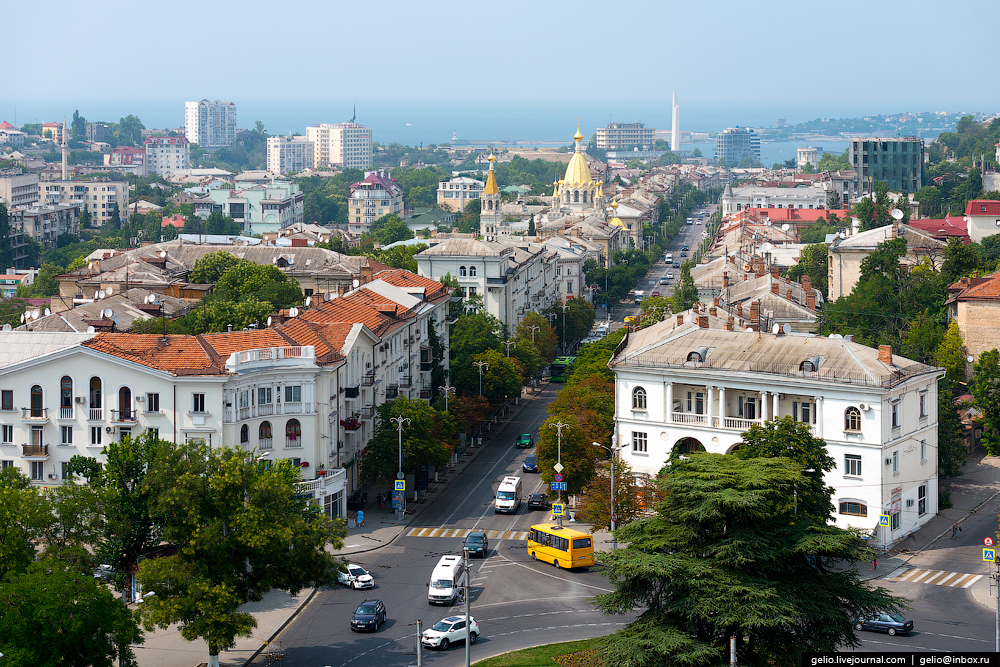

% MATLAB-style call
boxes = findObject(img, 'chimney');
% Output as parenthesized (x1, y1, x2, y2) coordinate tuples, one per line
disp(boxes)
(806, 292, 816, 310)
(785, 276, 791, 285)
(698, 315, 708, 329)
(709, 306, 717, 316)
(714, 296, 721, 307)
(786, 289, 793, 301)
(750, 300, 760, 322)
(770, 267, 779, 278)
(725, 319, 734, 331)
(676, 314, 684, 326)
(723, 271, 729, 288)
(755, 269, 765, 279)
(360, 263, 373, 285)
(802, 274, 812, 291)
(878, 345, 893, 365)
(771, 282, 779, 295)
(890, 223, 898, 240)
(693, 302, 700, 313)
(736, 302, 744, 317)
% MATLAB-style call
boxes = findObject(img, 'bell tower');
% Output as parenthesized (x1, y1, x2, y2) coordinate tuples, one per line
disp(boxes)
(480, 152, 501, 240)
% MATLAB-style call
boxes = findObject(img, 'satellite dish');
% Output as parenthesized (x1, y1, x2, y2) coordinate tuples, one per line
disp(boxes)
(782, 223, 790, 231)
(19, 314, 24, 323)
(782, 323, 791, 335)
(44, 308, 50, 317)
(94, 291, 99, 300)
(159, 250, 167, 258)
(104, 309, 114, 318)
(31, 310, 39, 320)
(266, 316, 272, 327)
(968, 355, 975, 363)
(99, 290, 106, 299)
(86, 326, 96, 334)
(765, 220, 771, 226)
(324, 292, 332, 301)
(106, 286, 114, 295)
(762, 243, 773, 251)
(289, 307, 299, 317)
(1, 324, 9, 331)
(352, 279, 360, 288)
(111, 316, 120, 326)
(772, 323, 780, 335)
(305, 296, 311, 307)
(891, 208, 904, 220)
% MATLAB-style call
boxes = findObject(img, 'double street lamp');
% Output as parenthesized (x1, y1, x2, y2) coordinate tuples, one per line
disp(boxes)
(438, 382, 455, 411)
(592, 440, 622, 550)
(473, 360, 489, 397)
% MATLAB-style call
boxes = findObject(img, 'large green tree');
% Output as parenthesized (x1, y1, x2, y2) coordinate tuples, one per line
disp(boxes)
(0, 467, 53, 581)
(577, 456, 641, 532)
(536, 414, 599, 496)
(514, 311, 557, 363)
(594, 453, 903, 667)
(971, 349, 1000, 455)
(370, 213, 413, 246)
(786, 243, 829, 297)
(671, 262, 700, 312)
(137, 442, 345, 667)
(189, 250, 246, 284)
(359, 396, 453, 485)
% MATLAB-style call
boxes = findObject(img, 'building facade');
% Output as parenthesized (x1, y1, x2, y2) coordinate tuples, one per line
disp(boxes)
(184, 100, 237, 148)
(348, 170, 404, 236)
(144, 136, 190, 176)
(436, 176, 484, 213)
(715, 127, 760, 167)
(39, 180, 128, 227)
(720, 183, 830, 217)
(266, 136, 315, 175)
(596, 121, 655, 150)
(10, 204, 80, 247)
(86, 123, 111, 143)
(611, 319, 944, 545)
(192, 180, 304, 235)
(849, 137, 923, 197)
(306, 123, 373, 170)
(0, 168, 40, 207)
(105, 147, 147, 176)
(961, 199, 1000, 243)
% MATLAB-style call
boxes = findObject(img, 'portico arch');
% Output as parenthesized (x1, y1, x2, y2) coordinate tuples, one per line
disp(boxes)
(673, 437, 705, 456)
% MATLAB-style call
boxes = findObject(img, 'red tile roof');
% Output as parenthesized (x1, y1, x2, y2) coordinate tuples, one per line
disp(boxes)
(908, 216, 969, 243)
(200, 330, 287, 358)
(0, 121, 14, 130)
(947, 272, 1000, 302)
(374, 269, 451, 301)
(84, 334, 226, 375)
(965, 200, 1000, 217)
(161, 214, 187, 229)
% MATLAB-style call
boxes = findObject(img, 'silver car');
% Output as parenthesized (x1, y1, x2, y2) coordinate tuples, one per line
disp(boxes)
(421, 615, 480, 650)
(338, 563, 375, 589)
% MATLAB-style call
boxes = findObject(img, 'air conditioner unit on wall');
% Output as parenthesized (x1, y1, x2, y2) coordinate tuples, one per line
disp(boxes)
(106, 426, 117, 434)
(906, 499, 914, 507)
(48, 473, 58, 480)
(75, 396, 86, 404)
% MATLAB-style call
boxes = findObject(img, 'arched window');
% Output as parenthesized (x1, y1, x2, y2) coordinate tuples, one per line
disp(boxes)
(839, 500, 867, 516)
(459, 266, 467, 277)
(800, 360, 816, 372)
(240, 424, 249, 443)
(574, 191, 580, 203)
(118, 386, 132, 421)
(60, 376, 73, 412)
(285, 418, 301, 446)
(259, 421, 273, 449)
(632, 386, 647, 410)
(687, 351, 703, 363)
(845, 407, 862, 431)
(469, 266, 477, 277)
(89, 377, 102, 420)
(30, 385, 43, 417)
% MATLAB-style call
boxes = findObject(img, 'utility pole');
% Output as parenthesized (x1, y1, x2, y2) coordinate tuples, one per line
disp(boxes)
(464, 547, 472, 667)
(560, 303, 570, 351)
(549, 421, 570, 526)
(390, 416, 410, 520)
(416, 619, 423, 667)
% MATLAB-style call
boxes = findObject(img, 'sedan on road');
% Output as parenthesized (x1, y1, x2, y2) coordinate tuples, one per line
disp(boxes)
(856, 613, 913, 636)
(522, 456, 539, 473)
(515, 433, 534, 449)
(421, 615, 480, 650)
(528, 492, 550, 510)
(351, 599, 387, 632)
(337, 563, 375, 589)
(464, 530, 489, 558)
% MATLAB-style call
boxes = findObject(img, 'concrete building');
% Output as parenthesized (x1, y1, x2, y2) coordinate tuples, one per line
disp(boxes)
(715, 127, 760, 167)
(41, 122, 65, 144)
(86, 123, 111, 143)
(105, 146, 147, 176)
(961, 199, 1000, 243)
(946, 272, 1000, 370)
(596, 121, 655, 150)
(437, 176, 484, 213)
(0, 168, 40, 207)
(849, 137, 923, 197)
(144, 136, 190, 176)
(0, 128, 26, 147)
(611, 318, 944, 544)
(192, 180, 304, 235)
(10, 204, 80, 247)
(306, 123, 373, 170)
(39, 179, 128, 227)
(720, 182, 830, 217)
(797, 146, 819, 168)
(184, 100, 237, 148)
(348, 170, 403, 236)
(266, 136, 315, 175)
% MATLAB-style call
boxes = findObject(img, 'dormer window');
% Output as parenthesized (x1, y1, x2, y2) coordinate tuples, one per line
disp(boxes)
(800, 355, 822, 373)
(687, 351, 703, 363)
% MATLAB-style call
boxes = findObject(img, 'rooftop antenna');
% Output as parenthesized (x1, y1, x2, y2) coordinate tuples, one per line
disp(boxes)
(350, 104, 356, 124)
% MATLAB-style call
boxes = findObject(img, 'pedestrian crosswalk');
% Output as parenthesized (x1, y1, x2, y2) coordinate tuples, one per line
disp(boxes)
(406, 527, 529, 541)
(889, 567, 983, 588)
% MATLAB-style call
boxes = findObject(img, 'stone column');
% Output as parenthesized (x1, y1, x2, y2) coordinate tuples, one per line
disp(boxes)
(707, 385, 714, 426)
(760, 390, 768, 421)
(772, 392, 780, 420)
(719, 387, 726, 427)
(815, 397, 824, 438)
(665, 382, 673, 423)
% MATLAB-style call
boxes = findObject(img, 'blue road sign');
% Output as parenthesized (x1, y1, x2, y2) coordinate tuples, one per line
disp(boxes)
(552, 503, 565, 516)
(551, 482, 567, 491)
(554, 473, 563, 482)
(878, 514, 890, 527)
(984, 548, 996, 562)
(395, 480, 405, 491)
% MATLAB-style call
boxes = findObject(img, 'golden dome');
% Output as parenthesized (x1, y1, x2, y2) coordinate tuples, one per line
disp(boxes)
(562, 152, 593, 186)
(484, 156, 499, 195)
(488, 152, 496, 162)
(574, 126, 583, 141)
(610, 216, 625, 227)
(611, 200, 619, 210)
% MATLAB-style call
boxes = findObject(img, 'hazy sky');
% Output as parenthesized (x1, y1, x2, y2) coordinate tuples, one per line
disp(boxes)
(5, 0, 996, 138)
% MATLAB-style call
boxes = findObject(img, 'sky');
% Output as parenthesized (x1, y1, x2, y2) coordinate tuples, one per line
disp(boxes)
(5, 0, 996, 142)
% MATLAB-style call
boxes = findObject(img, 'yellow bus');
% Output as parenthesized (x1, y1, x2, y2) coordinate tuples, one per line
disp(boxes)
(624, 315, 639, 326)
(526, 523, 595, 569)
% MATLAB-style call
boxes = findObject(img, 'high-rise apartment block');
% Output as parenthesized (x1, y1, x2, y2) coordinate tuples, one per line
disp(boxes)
(306, 123, 373, 170)
(144, 136, 190, 176)
(266, 136, 315, 175)
(596, 121, 655, 150)
(184, 99, 237, 148)
(39, 180, 128, 227)
(849, 137, 924, 196)
(715, 127, 761, 167)
(0, 168, 40, 208)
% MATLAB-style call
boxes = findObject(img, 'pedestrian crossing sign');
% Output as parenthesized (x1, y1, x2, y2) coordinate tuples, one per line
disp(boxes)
(878, 514, 890, 527)
(394, 480, 405, 491)
(552, 503, 565, 516)
(984, 548, 996, 562)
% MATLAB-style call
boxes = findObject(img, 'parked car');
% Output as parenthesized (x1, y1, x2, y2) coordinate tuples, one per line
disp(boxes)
(464, 530, 489, 558)
(528, 492, 550, 510)
(522, 456, 539, 473)
(855, 613, 914, 636)
(515, 433, 534, 449)
(421, 615, 480, 650)
(351, 599, 387, 632)
(337, 563, 375, 589)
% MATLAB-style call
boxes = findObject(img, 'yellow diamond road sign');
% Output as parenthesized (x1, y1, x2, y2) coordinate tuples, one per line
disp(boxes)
(394, 480, 405, 491)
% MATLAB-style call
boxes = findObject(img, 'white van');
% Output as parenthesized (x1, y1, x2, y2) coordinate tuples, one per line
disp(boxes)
(495, 476, 522, 514)
(428, 555, 467, 605)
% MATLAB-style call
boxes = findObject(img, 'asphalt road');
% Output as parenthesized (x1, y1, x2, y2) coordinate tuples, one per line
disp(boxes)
(267, 383, 634, 667)
(641, 203, 716, 296)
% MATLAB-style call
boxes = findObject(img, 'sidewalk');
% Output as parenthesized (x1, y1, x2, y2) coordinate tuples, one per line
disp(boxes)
(135, 383, 550, 667)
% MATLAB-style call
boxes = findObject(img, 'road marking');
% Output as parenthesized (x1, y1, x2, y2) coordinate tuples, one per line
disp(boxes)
(406, 527, 529, 541)
(889, 567, 983, 588)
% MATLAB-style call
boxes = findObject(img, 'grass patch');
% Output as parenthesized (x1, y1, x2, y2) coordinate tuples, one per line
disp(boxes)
(473, 638, 604, 667)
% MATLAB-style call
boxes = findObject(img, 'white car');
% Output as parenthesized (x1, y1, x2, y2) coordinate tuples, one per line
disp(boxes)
(421, 615, 480, 650)
(337, 563, 375, 589)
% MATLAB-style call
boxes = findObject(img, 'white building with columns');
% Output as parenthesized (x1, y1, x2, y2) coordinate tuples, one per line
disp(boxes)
(610, 315, 944, 545)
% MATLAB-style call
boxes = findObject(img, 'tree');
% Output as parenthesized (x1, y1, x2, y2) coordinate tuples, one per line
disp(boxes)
(205, 210, 239, 236)
(594, 453, 903, 667)
(16, 262, 64, 299)
(189, 250, 246, 284)
(370, 213, 413, 246)
(937, 378, 967, 478)
(515, 311, 557, 362)
(0, 467, 53, 581)
(109, 202, 122, 230)
(536, 414, 599, 496)
(691, 148, 703, 158)
(137, 441, 345, 667)
(117, 115, 145, 146)
(527, 217, 536, 235)
(577, 456, 641, 532)
(971, 349, 1000, 455)
(942, 237, 981, 284)
(546, 375, 614, 446)
(185, 298, 278, 334)
(827, 190, 841, 209)
(360, 396, 453, 485)
(71, 109, 87, 139)
(0, 204, 11, 271)
(214, 262, 302, 309)
(934, 320, 968, 383)
(786, 243, 829, 297)
(915, 186, 943, 217)
(670, 262, 699, 312)
(449, 311, 505, 371)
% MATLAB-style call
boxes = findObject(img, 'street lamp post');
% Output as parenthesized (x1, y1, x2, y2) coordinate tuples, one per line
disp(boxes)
(389, 416, 410, 520)
(473, 360, 489, 397)
(592, 441, 621, 550)
(502, 339, 517, 357)
(560, 303, 570, 351)
(526, 325, 540, 345)
(438, 383, 455, 411)
(549, 421, 570, 526)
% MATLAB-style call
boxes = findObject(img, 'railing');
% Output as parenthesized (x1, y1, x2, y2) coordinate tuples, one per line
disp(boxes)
(671, 413, 708, 425)
(283, 402, 302, 413)
(258, 403, 274, 416)
(21, 408, 48, 420)
(724, 417, 758, 430)
(362, 373, 375, 386)
(89, 408, 103, 421)
(419, 389, 431, 399)
(259, 437, 273, 450)
(344, 386, 360, 399)
(285, 436, 302, 448)
(111, 409, 136, 423)
(399, 376, 412, 388)
(239, 406, 251, 420)
(342, 420, 361, 431)
(385, 385, 398, 399)
(22, 444, 48, 457)
(361, 406, 376, 419)
(59, 407, 74, 419)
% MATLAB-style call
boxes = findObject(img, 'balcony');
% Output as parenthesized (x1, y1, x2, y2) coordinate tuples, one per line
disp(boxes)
(88, 408, 103, 421)
(110, 409, 137, 423)
(259, 437, 273, 450)
(419, 389, 431, 399)
(421, 361, 434, 372)
(671, 413, 708, 426)
(22, 444, 49, 458)
(341, 418, 362, 431)
(285, 435, 302, 448)
(21, 408, 48, 423)
(361, 406, 377, 420)
(59, 407, 74, 420)
(344, 386, 360, 399)
(399, 376, 412, 388)
(723, 417, 758, 430)
(386, 385, 398, 399)
(362, 372, 375, 386)
(257, 403, 274, 416)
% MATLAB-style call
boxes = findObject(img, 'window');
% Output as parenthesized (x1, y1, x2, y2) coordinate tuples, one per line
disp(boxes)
(891, 403, 899, 428)
(695, 392, 704, 415)
(839, 501, 867, 516)
(240, 424, 249, 443)
(631, 387, 647, 410)
(284, 385, 301, 403)
(146, 393, 160, 413)
(737, 396, 756, 420)
(459, 266, 467, 277)
(0, 460, 12, 469)
(30, 461, 43, 481)
(844, 407, 861, 431)
(918, 485, 927, 516)
(469, 266, 477, 277)
(919, 393, 926, 418)
(687, 392, 692, 412)
(289, 457, 302, 467)
(192, 393, 205, 413)
(147, 428, 159, 440)
(1, 425, 11, 444)
(62, 462, 74, 481)
(60, 376, 73, 409)
(890, 510, 900, 530)
(802, 402, 811, 424)
(892, 450, 898, 474)
(30, 385, 43, 417)
(632, 431, 648, 453)
(1, 390, 11, 410)
(258, 387, 272, 405)
(286, 418, 302, 446)
(844, 454, 861, 476)
(90, 426, 102, 446)
(61, 426, 73, 445)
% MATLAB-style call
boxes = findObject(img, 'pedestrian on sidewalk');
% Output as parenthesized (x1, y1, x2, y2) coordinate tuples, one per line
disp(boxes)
(952, 521, 960, 540)
(376, 493, 382, 510)
(872, 555, 877, 571)
(356, 509, 364, 528)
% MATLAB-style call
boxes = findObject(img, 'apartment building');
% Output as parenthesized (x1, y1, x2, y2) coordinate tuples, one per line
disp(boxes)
(0, 168, 40, 207)
(715, 127, 760, 167)
(144, 136, 190, 176)
(596, 121, 655, 150)
(86, 123, 112, 143)
(10, 204, 80, 247)
(39, 180, 128, 227)
(611, 317, 944, 545)
(41, 122, 65, 144)
(192, 180, 304, 235)
(348, 170, 403, 235)
(849, 137, 923, 196)
(720, 183, 830, 216)
(306, 123, 373, 170)
(105, 146, 146, 176)
(266, 136, 315, 175)
(184, 99, 237, 148)
(436, 176, 484, 213)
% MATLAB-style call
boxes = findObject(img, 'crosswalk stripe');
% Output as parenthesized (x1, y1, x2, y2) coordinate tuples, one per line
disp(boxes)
(890, 567, 983, 588)
(404, 528, 531, 541)
(961, 574, 984, 588)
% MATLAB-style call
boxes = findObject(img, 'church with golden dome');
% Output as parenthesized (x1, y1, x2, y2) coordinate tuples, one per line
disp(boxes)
(552, 126, 606, 215)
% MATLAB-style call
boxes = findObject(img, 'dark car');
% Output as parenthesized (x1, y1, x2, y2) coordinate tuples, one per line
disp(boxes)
(681, 245, 689, 251)
(464, 530, 489, 558)
(528, 492, 550, 510)
(680, 252, 688, 257)
(515, 433, 534, 449)
(672, 262, 680, 267)
(522, 456, 538, 473)
(351, 599, 387, 632)
(855, 613, 913, 636)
